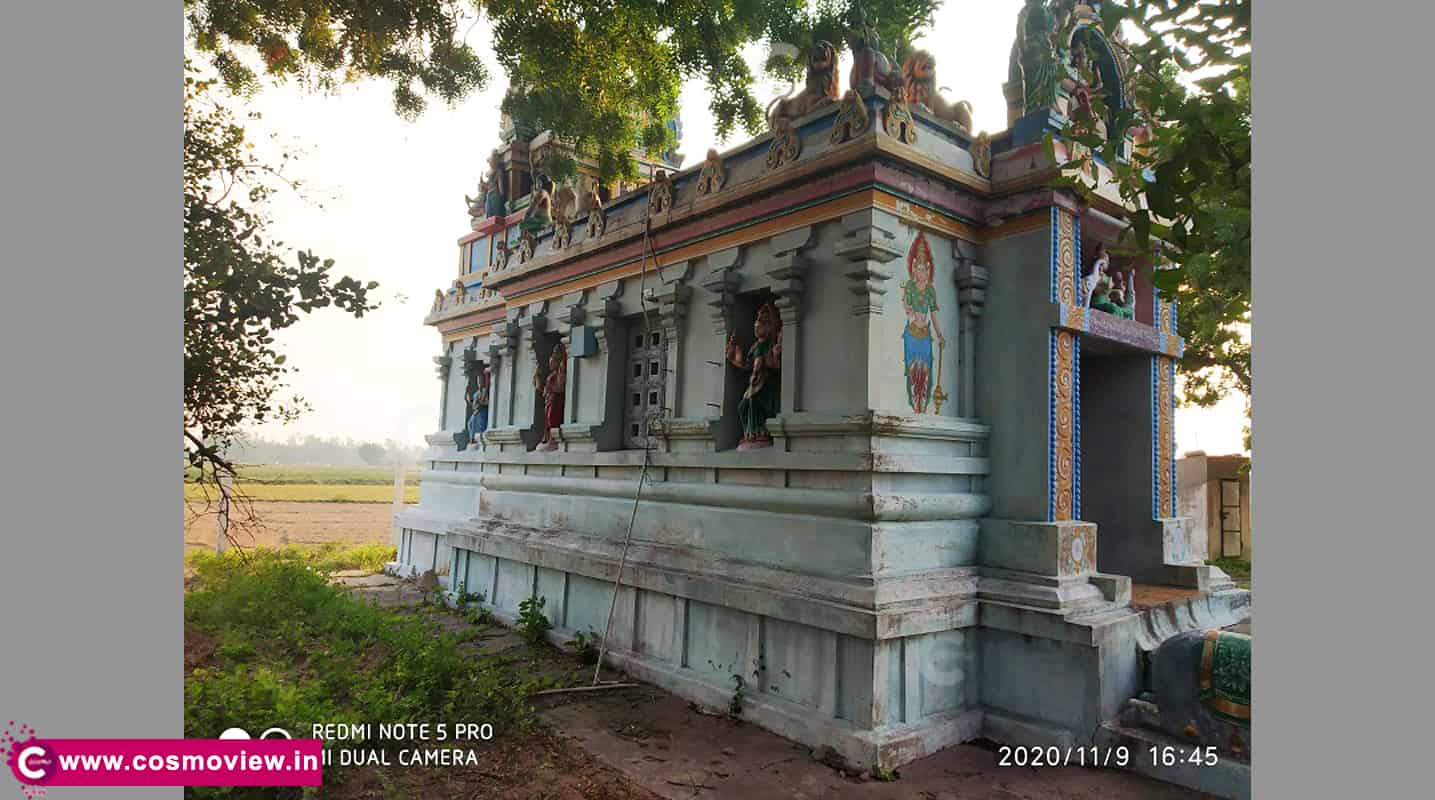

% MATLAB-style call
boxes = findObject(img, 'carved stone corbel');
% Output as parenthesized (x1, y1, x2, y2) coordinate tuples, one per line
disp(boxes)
(835, 209, 903, 315)
(700, 246, 745, 335)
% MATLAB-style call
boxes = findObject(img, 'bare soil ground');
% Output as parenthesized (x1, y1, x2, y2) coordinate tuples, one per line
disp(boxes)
(183, 501, 397, 554)
(328, 574, 1213, 800)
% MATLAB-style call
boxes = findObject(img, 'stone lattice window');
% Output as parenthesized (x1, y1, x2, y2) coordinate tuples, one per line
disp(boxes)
(623, 318, 667, 448)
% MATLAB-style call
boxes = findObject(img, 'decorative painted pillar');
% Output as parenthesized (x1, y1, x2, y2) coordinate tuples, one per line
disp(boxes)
(953, 255, 988, 420)
(1152, 276, 1179, 520)
(766, 227, 813, 416)
(1048, 206, 1081, 522)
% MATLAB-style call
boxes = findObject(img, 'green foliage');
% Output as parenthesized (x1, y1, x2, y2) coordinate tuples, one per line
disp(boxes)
(516, 594, 552, 644)
(567, 628, 601, 666)
(455, 584, 486, 607)
(184, 0, 488, 119)
(186, 542, 395, 576)
(185, 549, 538, 798)
(184, 64, 379, 480)
(871, 764, 898, 782)
(487, 0, 939, 181)
(1210, 557, 1251, 590)
(1051, 0, 1250, 417)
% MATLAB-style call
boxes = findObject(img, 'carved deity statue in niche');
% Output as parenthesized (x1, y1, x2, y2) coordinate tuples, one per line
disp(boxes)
(726, 303, 784, 450)
(1083, 243, 1136, 318)
(534, 344, 567, 451)
(1082, 241, 1110, 308)
(1108, 270, 1137, 319)
(902, 232, 947, 414)
(466, 368, 491, 442)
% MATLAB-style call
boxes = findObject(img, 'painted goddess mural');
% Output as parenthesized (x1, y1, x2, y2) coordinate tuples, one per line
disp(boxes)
(902, 232, 946, 414)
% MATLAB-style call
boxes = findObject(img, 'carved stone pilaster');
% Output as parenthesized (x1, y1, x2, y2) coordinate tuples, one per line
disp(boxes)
(700, 246, 745, 335)
(767, 227, 813, 418)
(645, 261, 693, 426)
(587, 281, 626, 450)
(433, 354, 453, 429)
(954, 248, 989, 419)
(836, 210, 903, 315)
(487, 320, 519, 429)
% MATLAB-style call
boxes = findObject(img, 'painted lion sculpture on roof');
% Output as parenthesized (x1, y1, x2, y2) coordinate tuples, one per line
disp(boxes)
(767, 40, 839, 129)
(902, 50, 973, 134)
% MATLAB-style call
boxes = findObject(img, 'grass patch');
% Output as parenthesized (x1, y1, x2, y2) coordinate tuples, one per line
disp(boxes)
(187, 543, 395, 576)
(184, 482, 420, 503)
(184, 549, 540, 799)
(184, 464, 420, 485)
(1210, 557, 1251, 590)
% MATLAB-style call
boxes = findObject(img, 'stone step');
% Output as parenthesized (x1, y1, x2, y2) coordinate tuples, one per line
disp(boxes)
(1095, 720, 1250, 800)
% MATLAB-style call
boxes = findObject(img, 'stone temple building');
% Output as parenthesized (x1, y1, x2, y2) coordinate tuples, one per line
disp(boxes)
(393, 3, 1251, 794)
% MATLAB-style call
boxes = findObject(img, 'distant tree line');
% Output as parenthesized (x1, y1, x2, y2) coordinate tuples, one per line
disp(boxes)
(222, 435, 424, 466)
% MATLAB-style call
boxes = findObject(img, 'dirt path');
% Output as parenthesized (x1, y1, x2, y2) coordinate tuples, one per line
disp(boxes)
(335, 574, 1213, 800)
(183, 501, 398, 553)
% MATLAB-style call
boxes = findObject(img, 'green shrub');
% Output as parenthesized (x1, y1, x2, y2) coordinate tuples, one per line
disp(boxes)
(567, 629, 600, 665)
(184, 549, 539, 799)
(516, 595, 552, 644)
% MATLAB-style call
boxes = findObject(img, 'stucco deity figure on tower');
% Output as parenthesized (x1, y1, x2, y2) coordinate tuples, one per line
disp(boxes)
(1017, 0, 1060, 113)
(523, 175, 554, 236)
(846, 15, 904, 94)
(535, 344, 566, 451)
(1110, 270, 1137, 319)
(483, 151, 507, 218)
(1069, 40, 1107, 135)
(1083, 242, 1110, 308)
(902, 232, 946, 414)
(726, 303, 784, 450)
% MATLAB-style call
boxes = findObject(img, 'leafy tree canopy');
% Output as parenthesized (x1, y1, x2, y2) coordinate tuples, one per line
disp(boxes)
(186, 0, 940, 182)
(1052, 0, 1250, 433)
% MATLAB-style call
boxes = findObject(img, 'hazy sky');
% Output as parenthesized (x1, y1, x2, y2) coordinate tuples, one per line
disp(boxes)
(238, 0, 1249, 456)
